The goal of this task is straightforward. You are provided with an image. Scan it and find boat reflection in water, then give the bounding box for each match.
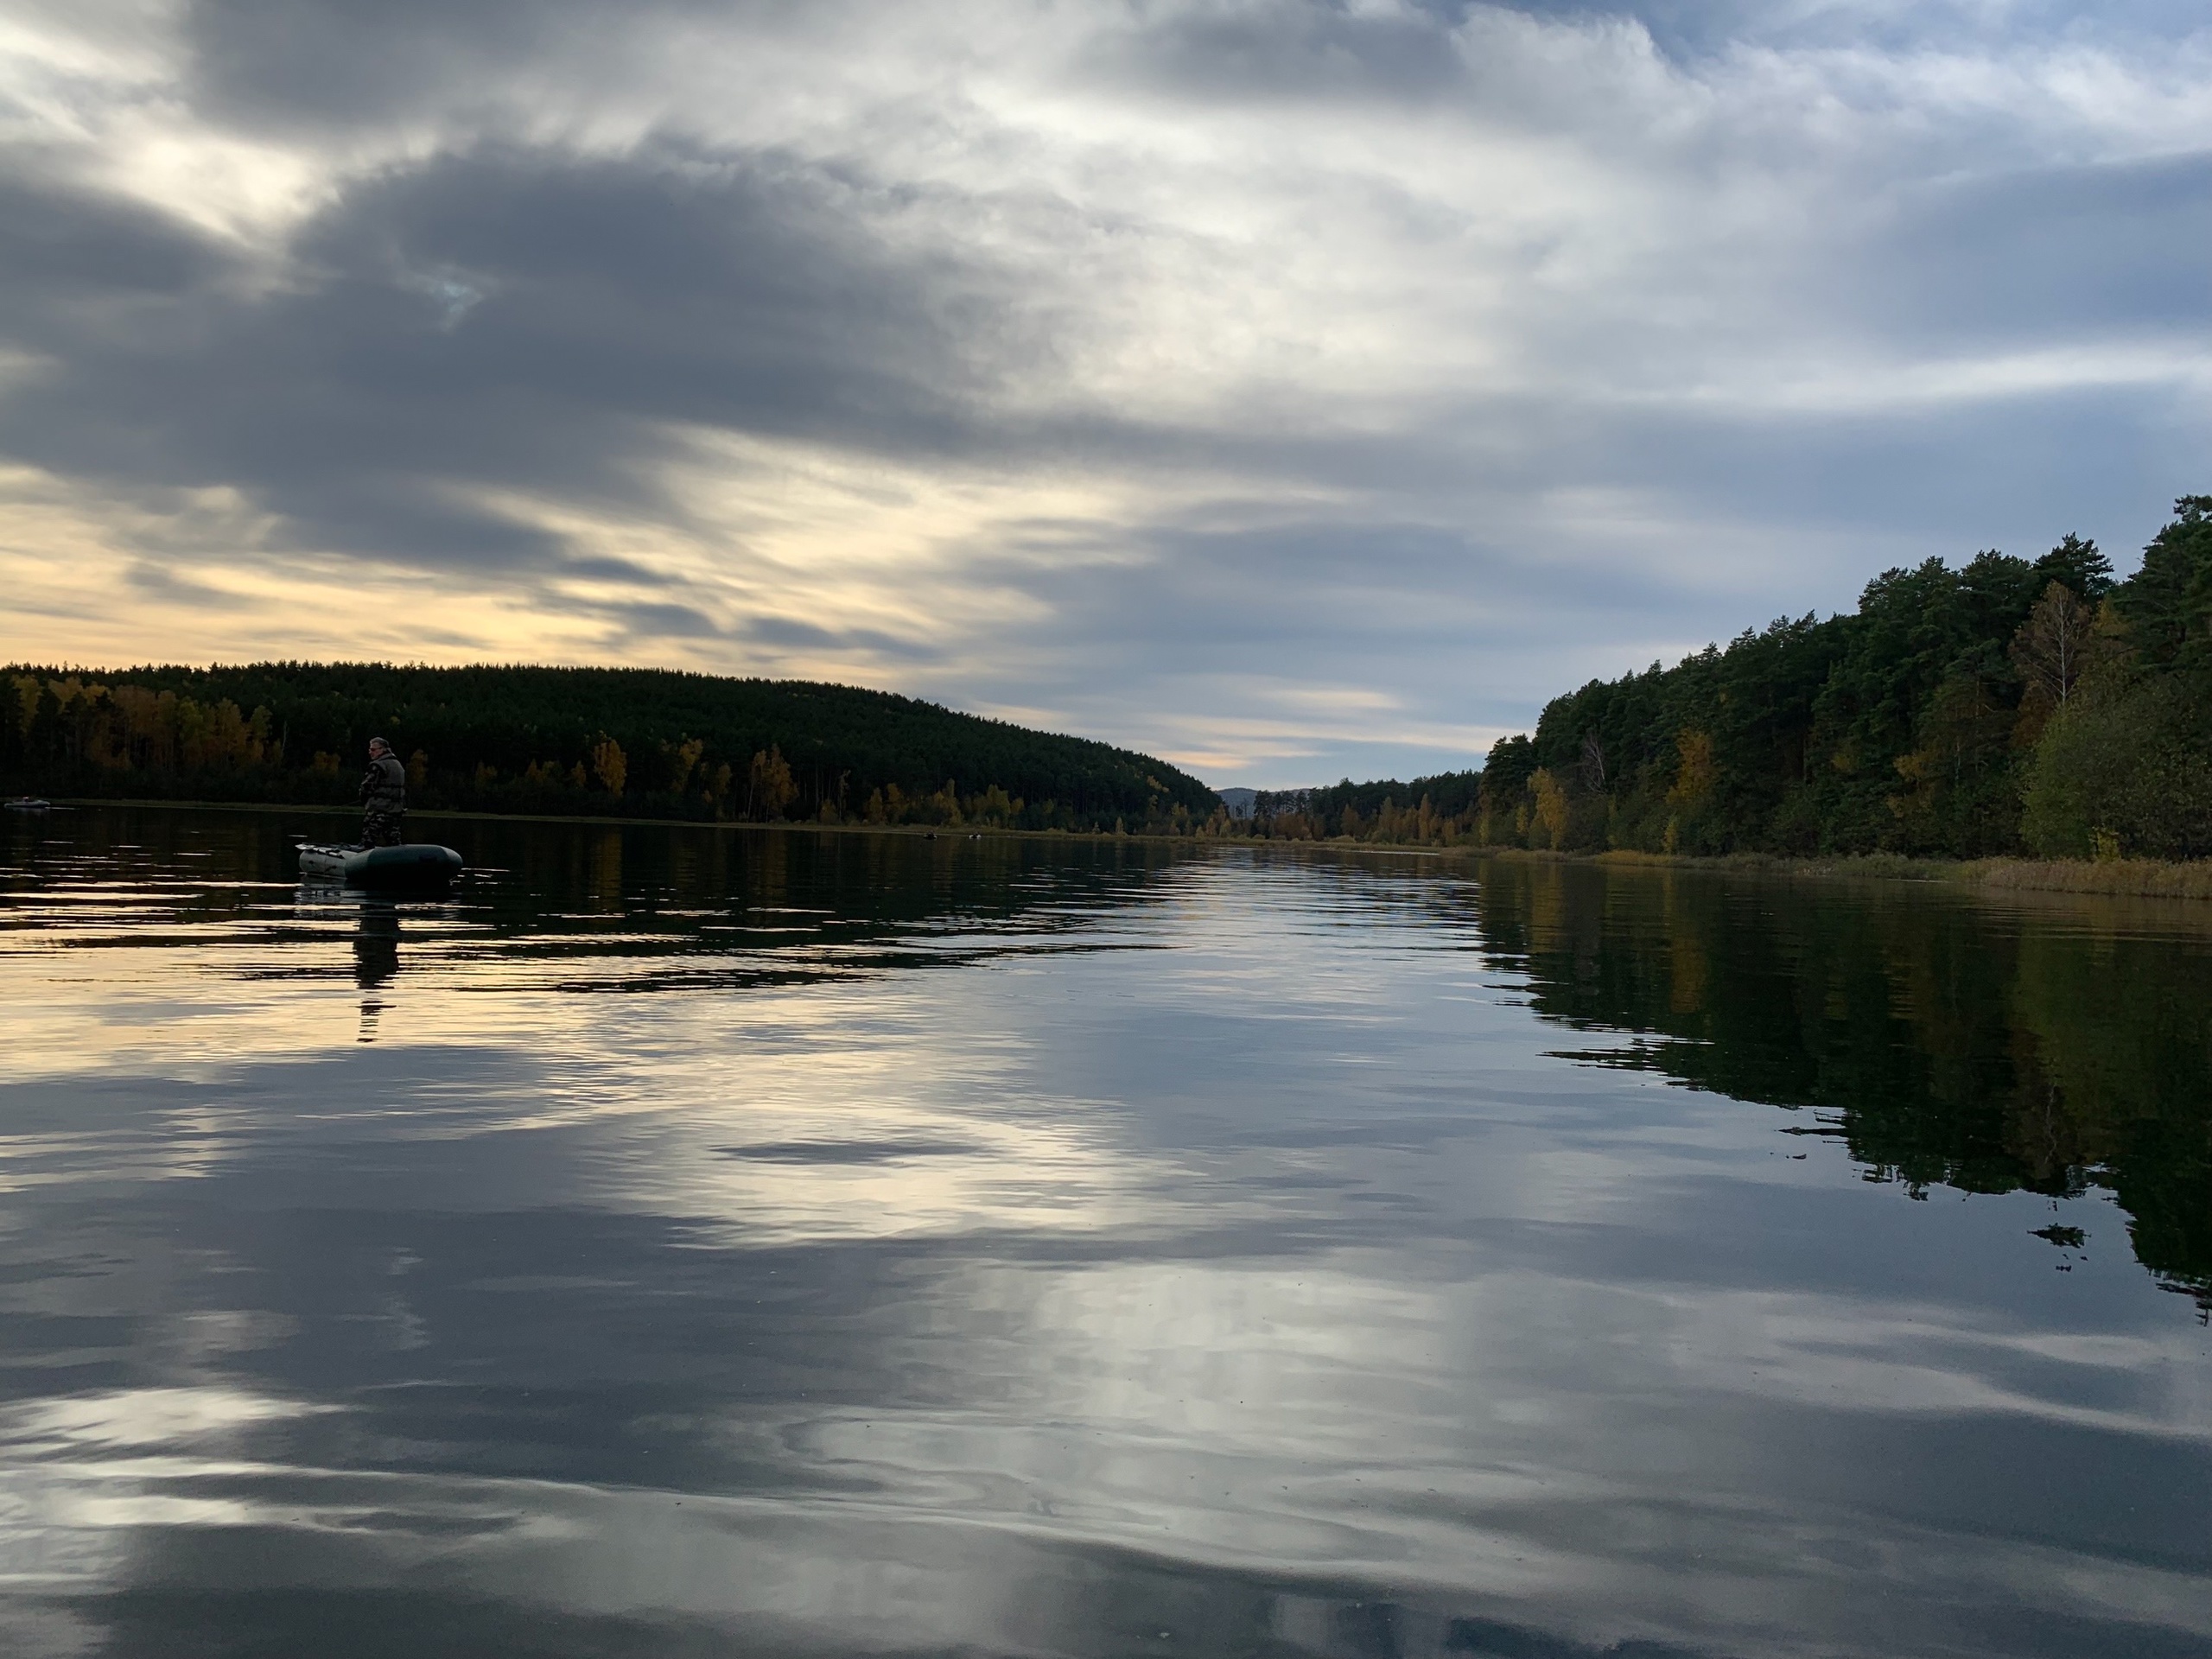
[289,884,416,1041]
[353,899,401,996]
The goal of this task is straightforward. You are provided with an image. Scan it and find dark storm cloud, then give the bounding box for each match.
[1498,0,2212,60]
[557,556,682,588]
[1414,383,2200,560]
[176,0,808,129]
[989,517,1669,666]
[0,175,224,298]
[1853,152,2212,346]
[607,601,726,640]
[1082,2,1471,105]
[741,617,945,659]
[0,141,1013,575]
[125,562,253,609]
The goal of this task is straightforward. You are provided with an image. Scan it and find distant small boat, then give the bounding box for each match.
[297,841,464,889]
[4,797,52,811]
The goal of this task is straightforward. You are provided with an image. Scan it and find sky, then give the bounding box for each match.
[0,0,2206,787]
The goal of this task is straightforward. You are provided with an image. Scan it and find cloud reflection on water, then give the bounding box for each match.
[0,810,2207,1657]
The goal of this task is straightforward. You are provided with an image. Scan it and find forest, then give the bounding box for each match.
[0,663,1220,834]
[1243,494,2212,861]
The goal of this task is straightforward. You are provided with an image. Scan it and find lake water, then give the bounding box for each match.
[1,806,2207,1658]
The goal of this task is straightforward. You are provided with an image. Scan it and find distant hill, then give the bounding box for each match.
[0,663,1218,832]
[1216,787,1258,819]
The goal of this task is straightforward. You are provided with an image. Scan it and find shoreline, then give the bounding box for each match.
[1425,842,2212,901]
[1230,838,2212,901]
[29,796,1186,843]
[26,798,2212,900]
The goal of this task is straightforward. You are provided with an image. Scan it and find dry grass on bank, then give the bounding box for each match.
[1953,858,2212,900]
[1589,848,1937,881]
[1569,846,2212,900]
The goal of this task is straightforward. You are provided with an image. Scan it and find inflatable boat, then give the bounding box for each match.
[297,841,464,889]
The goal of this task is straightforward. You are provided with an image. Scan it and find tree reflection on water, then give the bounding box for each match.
[1468,858,2212,1311]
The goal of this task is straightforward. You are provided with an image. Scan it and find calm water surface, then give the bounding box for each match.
[1,807,2207,1658]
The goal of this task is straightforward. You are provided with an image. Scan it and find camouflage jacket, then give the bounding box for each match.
[359,753,406,812]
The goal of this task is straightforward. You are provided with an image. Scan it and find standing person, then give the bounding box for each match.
[359,737,407,848]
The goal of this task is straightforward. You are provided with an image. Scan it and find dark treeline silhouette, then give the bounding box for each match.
[0,663,1219,834]
[1249,772,1482,845]
[1240,494,2212,859]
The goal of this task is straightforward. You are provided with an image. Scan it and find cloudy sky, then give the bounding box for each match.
[0,0,2206,785]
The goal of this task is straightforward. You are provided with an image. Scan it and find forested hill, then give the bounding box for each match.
[0,664,1218,832]
[1240,493,2212,860]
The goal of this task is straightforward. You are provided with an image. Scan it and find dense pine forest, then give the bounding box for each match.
[0,664,1218,833]
[1244,494,2212,861]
